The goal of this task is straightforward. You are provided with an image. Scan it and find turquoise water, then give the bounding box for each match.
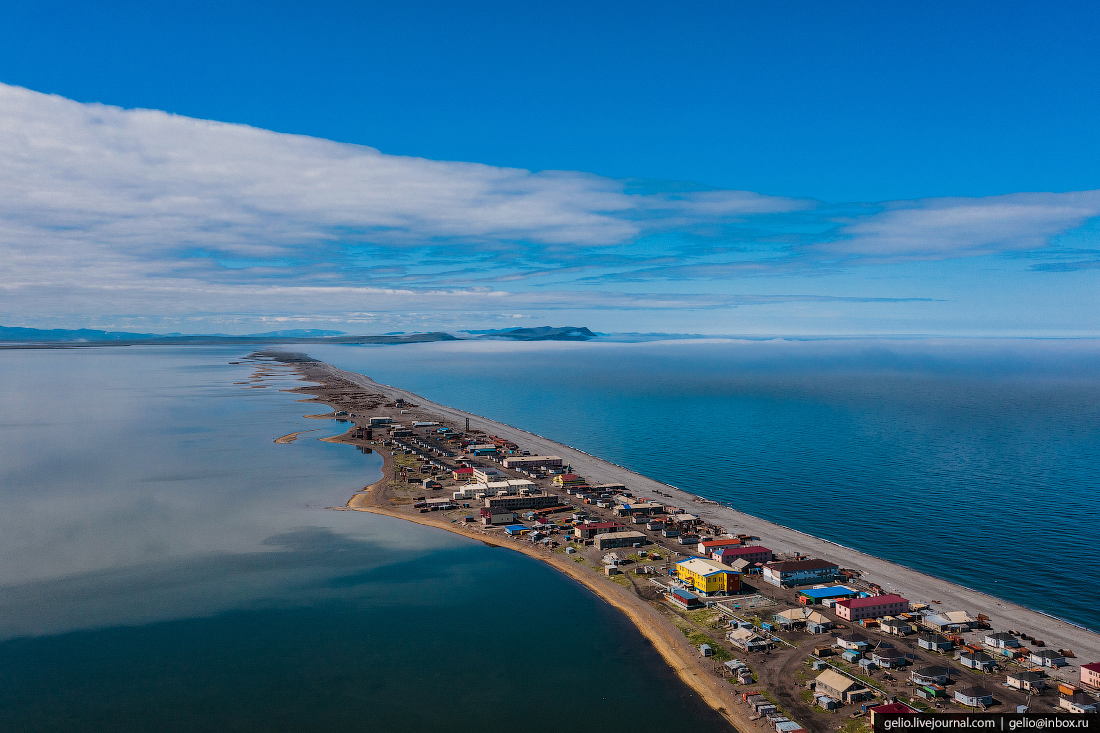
[0,347,727,732]
[308,338,1100,632]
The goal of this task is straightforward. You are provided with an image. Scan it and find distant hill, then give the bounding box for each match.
[475,326,597,341]
[0,325,167,342]
[243,329,346,338]
[0,324,454,348]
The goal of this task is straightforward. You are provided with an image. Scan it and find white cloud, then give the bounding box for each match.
[822,191,1100,262]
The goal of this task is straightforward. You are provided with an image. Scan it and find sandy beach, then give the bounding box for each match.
[277,355,1100,729]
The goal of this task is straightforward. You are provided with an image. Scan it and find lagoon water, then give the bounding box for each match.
[0,347,728,732]
[308,338,1100,633]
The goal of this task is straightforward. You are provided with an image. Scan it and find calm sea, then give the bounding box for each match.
[308,338,1100,633]
[0,346,728,732]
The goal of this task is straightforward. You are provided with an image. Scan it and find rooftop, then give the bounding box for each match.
[766,558,839,572]
[678,557,737,576]
[835,594,908,610]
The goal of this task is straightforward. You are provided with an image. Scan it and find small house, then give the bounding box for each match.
[1081,662,1100,690]
[917,633,954,652]
[700,644,714,657]
[841,650,863,663]
[813,669,871,703]
[1030,649,1066,668]
[1006,671,1046,692]
[872,648,908,669]
[835,632,870,651]
[911,666,952,685]
[959,650,996,672]
[728,627,771,652]
[1059,693,1099,714]
[667,588,704,610]
[880,617,913,636]
[954,687,994,708]
[984,632,1019,649]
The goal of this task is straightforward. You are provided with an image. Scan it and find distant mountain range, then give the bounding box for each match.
[0,326,348,342]
[465,326,597,341]
[0,324,598,346]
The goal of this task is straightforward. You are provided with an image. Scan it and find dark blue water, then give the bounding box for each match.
[0,346,728,732]
[310,338,1100,632]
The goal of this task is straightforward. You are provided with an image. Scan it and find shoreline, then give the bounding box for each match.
[271,354,1100,728]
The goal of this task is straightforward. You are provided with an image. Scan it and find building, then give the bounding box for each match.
[984,632,1020,649]
[552,473,587,488]
[480,510,517,526]
[727,627,770,652]
[472,467,505,484]
[763,558,839,587]
[1081,662,1100,690]
[958,650,996,672]
[917,633,954,652]
[867,703,918,728]
[911,666,953,685]
[675,557,741,595]
[833,594,910,621]
[797,586,859,605]
[1030,649,1066,668]
[954,687,994,708]
[667,588,703,609]
[774,608,832,631]
[452,466,475,481]
[501,455,563,470]
[1060,693,1099,714]
[713,545,773,565]
[484,493,562,511]
[880,617,913,636]
[504,525,529,536]
[575,522,625,540]
[814,669,871,703]
[1006,671,1046,692]
[871,648,908,669]
[594,531,648,551]
[698,537,742,555]
[368,416,392,426]
[922,611,974,632]
[835,633,870,651]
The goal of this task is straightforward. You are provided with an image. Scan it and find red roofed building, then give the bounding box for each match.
[574,522,625,540]
[1081,662,1100,690]
[834,594,910,621]
[452,467,475,480]
[712,545,773,565]
[867,702,918,727]
[697,538,742,554]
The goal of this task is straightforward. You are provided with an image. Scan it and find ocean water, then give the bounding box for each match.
[0,346,728,732]
[309,338,1100,633]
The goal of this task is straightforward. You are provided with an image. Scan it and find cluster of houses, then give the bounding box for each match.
[369,417,1100,719]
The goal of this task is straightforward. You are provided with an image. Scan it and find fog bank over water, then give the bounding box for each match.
[312,337,1100,630]
[0,346,729,731]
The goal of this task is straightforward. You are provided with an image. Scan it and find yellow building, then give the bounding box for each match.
[675,558,741,595]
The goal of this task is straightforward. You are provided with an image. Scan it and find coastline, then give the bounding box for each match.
[276,355,1100,728]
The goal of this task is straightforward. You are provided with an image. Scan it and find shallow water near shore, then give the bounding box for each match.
[307,338,1100,633]
[0,347,728,732]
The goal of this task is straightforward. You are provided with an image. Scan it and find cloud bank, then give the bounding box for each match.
[0,82,1097,331]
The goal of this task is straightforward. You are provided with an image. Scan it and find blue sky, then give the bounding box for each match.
[1,1,1099,335]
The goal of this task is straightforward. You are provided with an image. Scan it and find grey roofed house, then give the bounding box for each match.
[835,632,870,649]
[959,650,996,670]
[880,618,913,634]
[984,632,1019,648]
[1006,671,1046,691]
[955,687,994,707]
[917,632,953,650]
[872,648,908,668]
[1030,649,1066,667]
[911,666,952,685]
